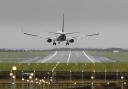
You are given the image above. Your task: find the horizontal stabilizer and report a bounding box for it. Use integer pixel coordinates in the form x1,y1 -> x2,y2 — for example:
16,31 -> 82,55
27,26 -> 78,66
48,32 -> 61,34
65,32 -> 80,35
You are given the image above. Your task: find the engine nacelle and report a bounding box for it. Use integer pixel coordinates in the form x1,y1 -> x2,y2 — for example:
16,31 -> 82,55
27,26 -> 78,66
47,39 -> 52,43
69,39 -> 74,43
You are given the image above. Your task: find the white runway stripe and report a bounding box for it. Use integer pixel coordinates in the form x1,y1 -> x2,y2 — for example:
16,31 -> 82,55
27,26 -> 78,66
67,50 -> 71,65
82,51 -> 95,63
40,51 -> 58,63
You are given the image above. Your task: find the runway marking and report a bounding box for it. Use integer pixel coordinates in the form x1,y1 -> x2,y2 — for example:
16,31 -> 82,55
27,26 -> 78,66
67,51 -> 71,65
41,51 -> 58,63
82,51 -> 95,63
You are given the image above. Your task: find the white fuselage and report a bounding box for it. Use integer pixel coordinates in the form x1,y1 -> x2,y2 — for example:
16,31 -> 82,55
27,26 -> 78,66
56,34 -> 66,41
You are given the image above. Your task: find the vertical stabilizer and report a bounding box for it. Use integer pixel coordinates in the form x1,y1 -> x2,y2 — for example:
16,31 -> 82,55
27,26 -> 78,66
62,14 -> 64,32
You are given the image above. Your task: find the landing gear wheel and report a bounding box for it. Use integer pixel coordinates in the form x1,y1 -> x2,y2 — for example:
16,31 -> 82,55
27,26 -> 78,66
66,42 -> 69,45
53,42 -> 56,45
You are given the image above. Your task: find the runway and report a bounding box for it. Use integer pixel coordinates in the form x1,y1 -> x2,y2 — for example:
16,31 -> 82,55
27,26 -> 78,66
30,50 -> 113,63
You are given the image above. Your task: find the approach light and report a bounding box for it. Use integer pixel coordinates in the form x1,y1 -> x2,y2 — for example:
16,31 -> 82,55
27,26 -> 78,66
10,73 -> 13,76
35,78 -> 38,81
91,76 -> 94,80
30,73 -> 34,76
74,82 -> 76,85
12,75 -> 15,79
29,76 -> 32,79
22,78 -> 24,81
12,66 -> 17,71
121,76 -> 124,80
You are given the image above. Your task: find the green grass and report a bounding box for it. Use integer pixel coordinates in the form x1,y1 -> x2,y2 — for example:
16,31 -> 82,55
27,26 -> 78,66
0,51 -> 49,58
0,51 -> 50,62
0,63 -> 128,72
87,51 -> 128,62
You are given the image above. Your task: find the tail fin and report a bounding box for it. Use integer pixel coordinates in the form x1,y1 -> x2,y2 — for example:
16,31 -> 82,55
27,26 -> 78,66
62,14 -> 64,32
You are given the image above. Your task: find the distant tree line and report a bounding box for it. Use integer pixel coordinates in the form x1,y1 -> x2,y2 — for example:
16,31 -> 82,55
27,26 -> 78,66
0,48 -> 127,52
0,48 -> 50,52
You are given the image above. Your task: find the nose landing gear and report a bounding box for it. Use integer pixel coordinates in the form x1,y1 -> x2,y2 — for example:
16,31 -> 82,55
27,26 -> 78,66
66,42 -> 69,45
53,42 -> 56,45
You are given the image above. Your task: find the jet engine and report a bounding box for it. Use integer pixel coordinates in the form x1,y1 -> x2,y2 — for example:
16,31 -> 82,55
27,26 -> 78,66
47,39 -> 52,43
69,39 -> 74,43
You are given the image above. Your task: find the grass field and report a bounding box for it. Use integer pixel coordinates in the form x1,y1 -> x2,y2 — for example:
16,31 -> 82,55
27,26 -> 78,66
0,51 -> 50,62
0,62 -> 128,72
87,51 -> 128,62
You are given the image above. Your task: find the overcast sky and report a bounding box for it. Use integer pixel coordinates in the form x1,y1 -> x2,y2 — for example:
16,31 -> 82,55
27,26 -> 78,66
0,0 -> 128,49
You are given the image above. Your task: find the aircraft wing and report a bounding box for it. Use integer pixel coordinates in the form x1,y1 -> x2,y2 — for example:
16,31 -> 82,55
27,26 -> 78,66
20,27 -> 43,38
71,36 -> 79,39
86,33 -> 100,37
67,33 -> 100,40
24,33 -> 43,38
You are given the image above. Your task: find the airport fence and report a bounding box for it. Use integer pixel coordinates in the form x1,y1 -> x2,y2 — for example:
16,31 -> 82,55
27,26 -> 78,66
0,82 -> 128,89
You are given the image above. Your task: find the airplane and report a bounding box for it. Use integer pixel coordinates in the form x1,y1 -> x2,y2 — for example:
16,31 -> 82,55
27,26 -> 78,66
23,14 -> 100,45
